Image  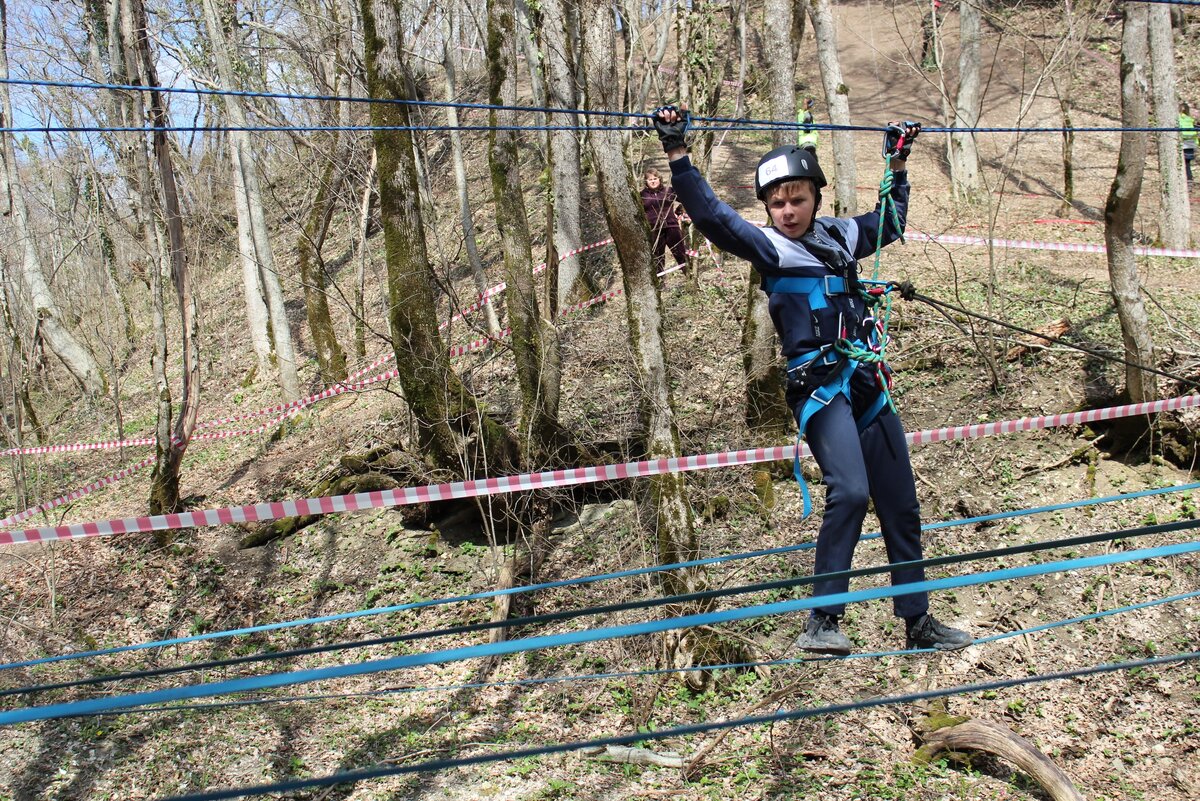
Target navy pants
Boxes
[801,392,928,619]
[652,224,688,271]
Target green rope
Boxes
[834,153,906,414]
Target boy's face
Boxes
[645,173,661,189]
[766,179,817,239]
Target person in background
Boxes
[651,104,973,656]
[640,168,689,274]
[1180,102,1197,183]
[798,97,819,154]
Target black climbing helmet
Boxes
[754,145,828,200]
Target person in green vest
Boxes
[797,97,819,154]
[1180,102,1197,183]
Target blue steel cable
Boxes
[0,76,641,120]
[2,79,1197,136]
[96,587,1200,719]
[161,649,1200,801]
[2,538,1198,726]
[5,121,1200,136]
[3,481,1193,673]
[15,76,1191,135]
[7,514,1194,698]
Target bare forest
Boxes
[1,1,1199,799]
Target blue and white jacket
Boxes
[668,155,908,364]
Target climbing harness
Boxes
[771,130,915,517]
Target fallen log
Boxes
[582,745,684,769]
[915,718,1084,801]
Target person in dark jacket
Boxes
[651,104,972,656]
[640,168,690,273]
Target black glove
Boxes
[883,121,921,160]
[652,105,690,152]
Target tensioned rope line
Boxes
[5,514,1194,699]
[6,121,1199,136]
[4,537,1197,726]
[160,650,1200,801]
[4,514,1195,699]
[5,481,1192,675]
[93,587,1200,720]
[895,283,1200,392]
[11,76,1197,136]
[1,79,1194,137]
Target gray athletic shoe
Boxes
[905,613,973,651]
[794,612,853,656]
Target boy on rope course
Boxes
[651,105,972,656]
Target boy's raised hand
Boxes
[883,121,921,160]
[652,104,690,153]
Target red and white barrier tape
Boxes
[0,277,641,523]
[8,224,1194,459]
[2,239,622,458]
[0,456,158,529]
[3,394,1195,546]
[912,231,1200,259]
[0,404,312,528]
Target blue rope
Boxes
[7,76,1192,134]
[162,649,1200,801]
[3,539,1197,726]
[97,587,1200,718]
[2,78,1198,137]
[12,514,1193,698]
[5,481,1193,673]
[6,121,1200,136]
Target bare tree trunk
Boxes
[1148,4,1190,248]
[231,141,275,377]
[488,0,564,461]
[673,4,690,107]
[805,0,856,215]
[1,5,105,398]
[731,0,747,120]
[352,147,375,361]
[361,0,520,473]
[199,0,300,400]
[297,156,350,383]
[675,3,724,176]
[763,0,795,148]
[582,0,697,594]
[742,0,793,439]
[0,257,43,455]
[790,0,807,69]
[120,0,200,515]
[541,0,587,307]
[1104,3,1157,404]
[514,0,546,113]
[1055,80,1076,215]
[949,0,984,199]
[635,0,673,113]
[442,26,500,336]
